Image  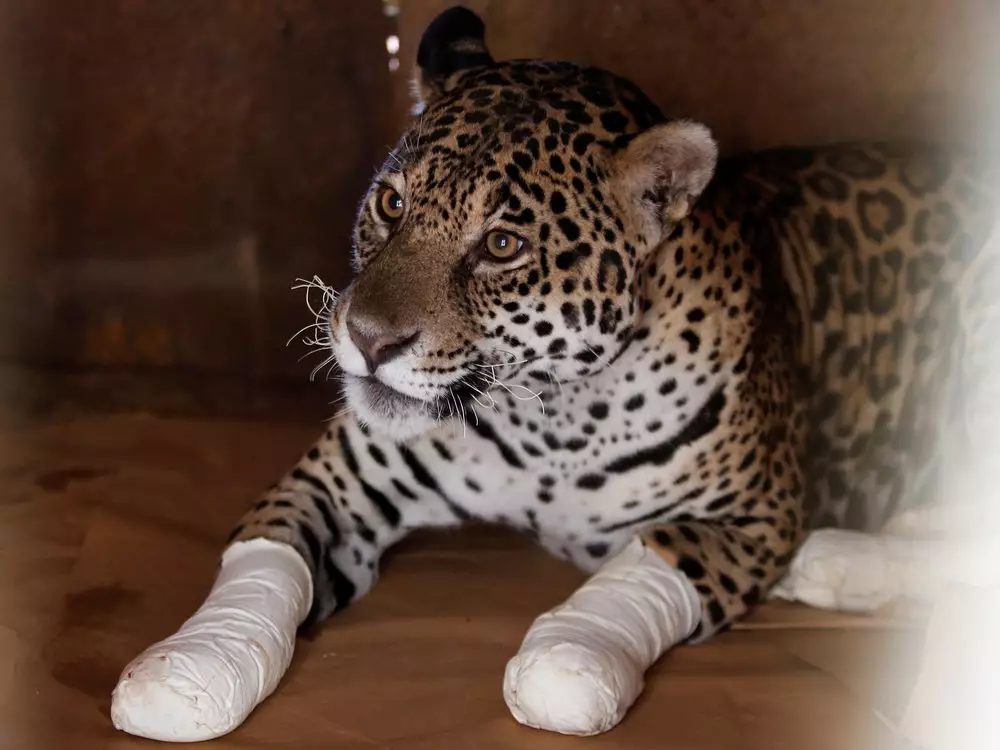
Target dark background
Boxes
[1,0,997,419]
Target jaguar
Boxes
[229,5,998,666]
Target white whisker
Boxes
[297,350,329,364]
[469,350,549,419]
[465,378,498,412]
[385,149,404,169]
[585,345,613,368]
[448,390,467,439]
[543,367,567,411]
[309,352,337,382]
[324,404,353,424]
[288,275,341,378]
[458,393,471,431]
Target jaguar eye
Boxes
[484,231,526,260]
[376,186,405,222]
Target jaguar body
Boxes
[226,7,999,642]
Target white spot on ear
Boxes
[615,119,718,235]
[655,119,718,198]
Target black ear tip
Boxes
[422,6,485,45]
[417,6,487,72]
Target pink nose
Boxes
[346,318,419,373]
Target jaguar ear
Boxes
[615,120,718,238]
[411,6,493,113]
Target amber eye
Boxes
[376,186,405,222]
[484,231,526,260]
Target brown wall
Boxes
[394,0,1000,155]
[2,0,999,387]
[0,1,393,382]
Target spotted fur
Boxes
[227,6,1000,645]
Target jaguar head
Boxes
[326,6,717,440]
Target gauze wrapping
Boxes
[110,539,312,742]
[503,538,701,735]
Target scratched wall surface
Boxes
[1,0,998,386]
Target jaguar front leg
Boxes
[110,416,465,742]
[504,457,806,735]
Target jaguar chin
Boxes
[342,373,454,442]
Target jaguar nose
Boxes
[346,317,420,373]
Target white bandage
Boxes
[770,527,1000,612]
[769,528,929,612]
[503,538,701,736]
[110,538,312,742]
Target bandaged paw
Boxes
[772,518,1000,615]
[110,538,312,742]
[503,538,701,736]
[768,528,925,612]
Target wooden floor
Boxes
[1,375,926,749]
